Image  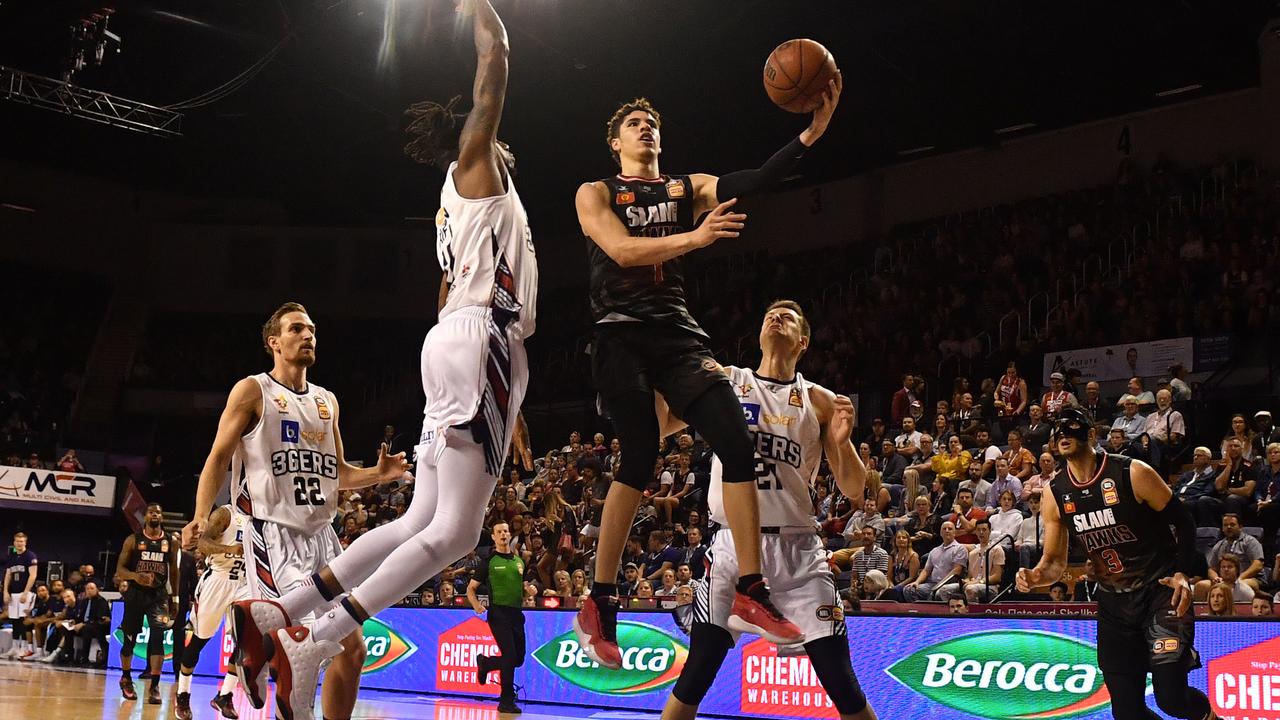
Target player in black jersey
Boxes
[114,503,180,705]
[1017,408,1214,720]
[574,80,842,669]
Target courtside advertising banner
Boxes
[109,606,1280,719]
[0,464,117,515]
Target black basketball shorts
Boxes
[1096,581,1199,674]
[591,323,729,416]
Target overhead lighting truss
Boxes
[1,65,183,137]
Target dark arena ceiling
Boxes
[0,0,1273,233]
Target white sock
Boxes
[178,672,193,694]
[314,440,491,644]
[219,672,238,695]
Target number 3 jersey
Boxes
[710,366,822,530]
[232,373,339,535]
[1047,451,1175,591]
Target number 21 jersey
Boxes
[710,366,822,529]
[232,373,339,534]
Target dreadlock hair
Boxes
[605,97,662,167]
[404,95,468,171]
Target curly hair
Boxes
[605,97,662,167]
[404,95,468,170]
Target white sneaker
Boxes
[24,649,43,661]
[38,650,59,664]
[264,626,342,720]
[1,647,19,659]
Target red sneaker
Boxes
[572,595,622,670]
[727,589,806,646]
[229,599,291,710]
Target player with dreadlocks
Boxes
[230,1,537,718]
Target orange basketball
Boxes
[763,39,837,114]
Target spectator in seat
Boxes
[674,563,693,588]
[995,362,1029,435]
[1213,438,1258,523]
[1002,430,1036,481]
[1167,364,1192,402]
[654,569,678,598]
[1015,493,1047,570]
[893,521,967,602]
[863,469,892,516]
[891,374,916,429]
[1117,377,1155,413]
[1040,372,1078,419]
[1143,389,1185,473]
[863,419,889,460]
[439,582,457,607]
[956,519,1005,603]
[952,393,982,446]
[1080,382,1110,424]
[1257,442,1280,556]
[1048,582,1068,603]
[56,449,83,473]
[903,435,937,511]
[844,526,889,593]
[1022,452,1056,507]
[1222,414,1257,461]
[973,427,1002,479]
[844,498,885,546]
[900,495,939,556]
[1252,595,1273,616]
[40,589,78,663]
[1202,514,1264,597]
[986,458,1023,514]
[1174,447,1219,526]
[1206,583,1235,616]
[634,579,654,599]
[619,563,640,596]
[640,530,680,584]
[653,456,694,525]
[880,440,907,486]
[948,487,987,545]
[1018,404,1052,454]
[66,581,109,665]
[988,490,1023,546]
[894,417,922,460]
[957,460,991,509]
[605,438,622,476]
[889,529,921,590]
[25,452,43,469]
[1253,411,1280,460]
[23,584,55,660]
[932,413,957,450]
[1111,396,1146,441]
[931,436,971,492]
[948,594,970,614]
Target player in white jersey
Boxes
[181,302,410,720]
[231,3,537,719]
[660,300,878,720]
[173,505,248,719]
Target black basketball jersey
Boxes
[1048,451,1175,592]
[131,531,174,591]
[586,174,705,338]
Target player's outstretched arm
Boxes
[577,182,745,268]
[329,393,410,490]
[690,72,842,216]
[454,0,509,199]
[1016,489,1068,592]
[184,377,259,549]
[198,506,242,558]
[813,385,866,501]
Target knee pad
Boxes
[805,635,868,715]
[672,623,735,705]
[181,634,211,669]
[682,385,754,482]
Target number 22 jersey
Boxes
[232,373,339,534]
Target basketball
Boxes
[763,38,838,113]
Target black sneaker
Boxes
[173,691,193,720]
[147,684,161,705]
[119,677,138,701]
[210,692,240,719]
[476,654,492,685]
[497,697,522,714]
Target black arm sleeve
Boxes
[715,136,807,201]
[1157,495,1204,577]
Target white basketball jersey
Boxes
[436,162,538,340]
[231,373,339,534]
[710,367,822,529]
[207,505,247,580]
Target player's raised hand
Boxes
[802,71,842,144]
[181,516,206,551]
[831,394,855,444]
[512,412,534,471]
[693,198,747,248]
[1015,566,1044,593]
[1158,573,1193,617]
[376,443,411,484]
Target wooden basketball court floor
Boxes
[0,660,673,720]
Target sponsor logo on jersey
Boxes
[665,179,685,199]
[532,621,688,695]
[762,413,796,426]
[361,617,417,673]
[625,201,679,230]
[1153,638,1179,655]
[281,419,301,444]
[1062,494,1076,514]
[737,382,754,398]
[272,394,289,412]
[741,403,762,426]
[886,630,1111,720]
[300,430,327,444]
[789,388,804,408]
[1101,478,1119,506]
[314,395,332,420]
[616,191,636,205]
[701,359,721,373]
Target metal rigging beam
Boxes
[1,66,183,138]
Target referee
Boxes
[467,521,526,714]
